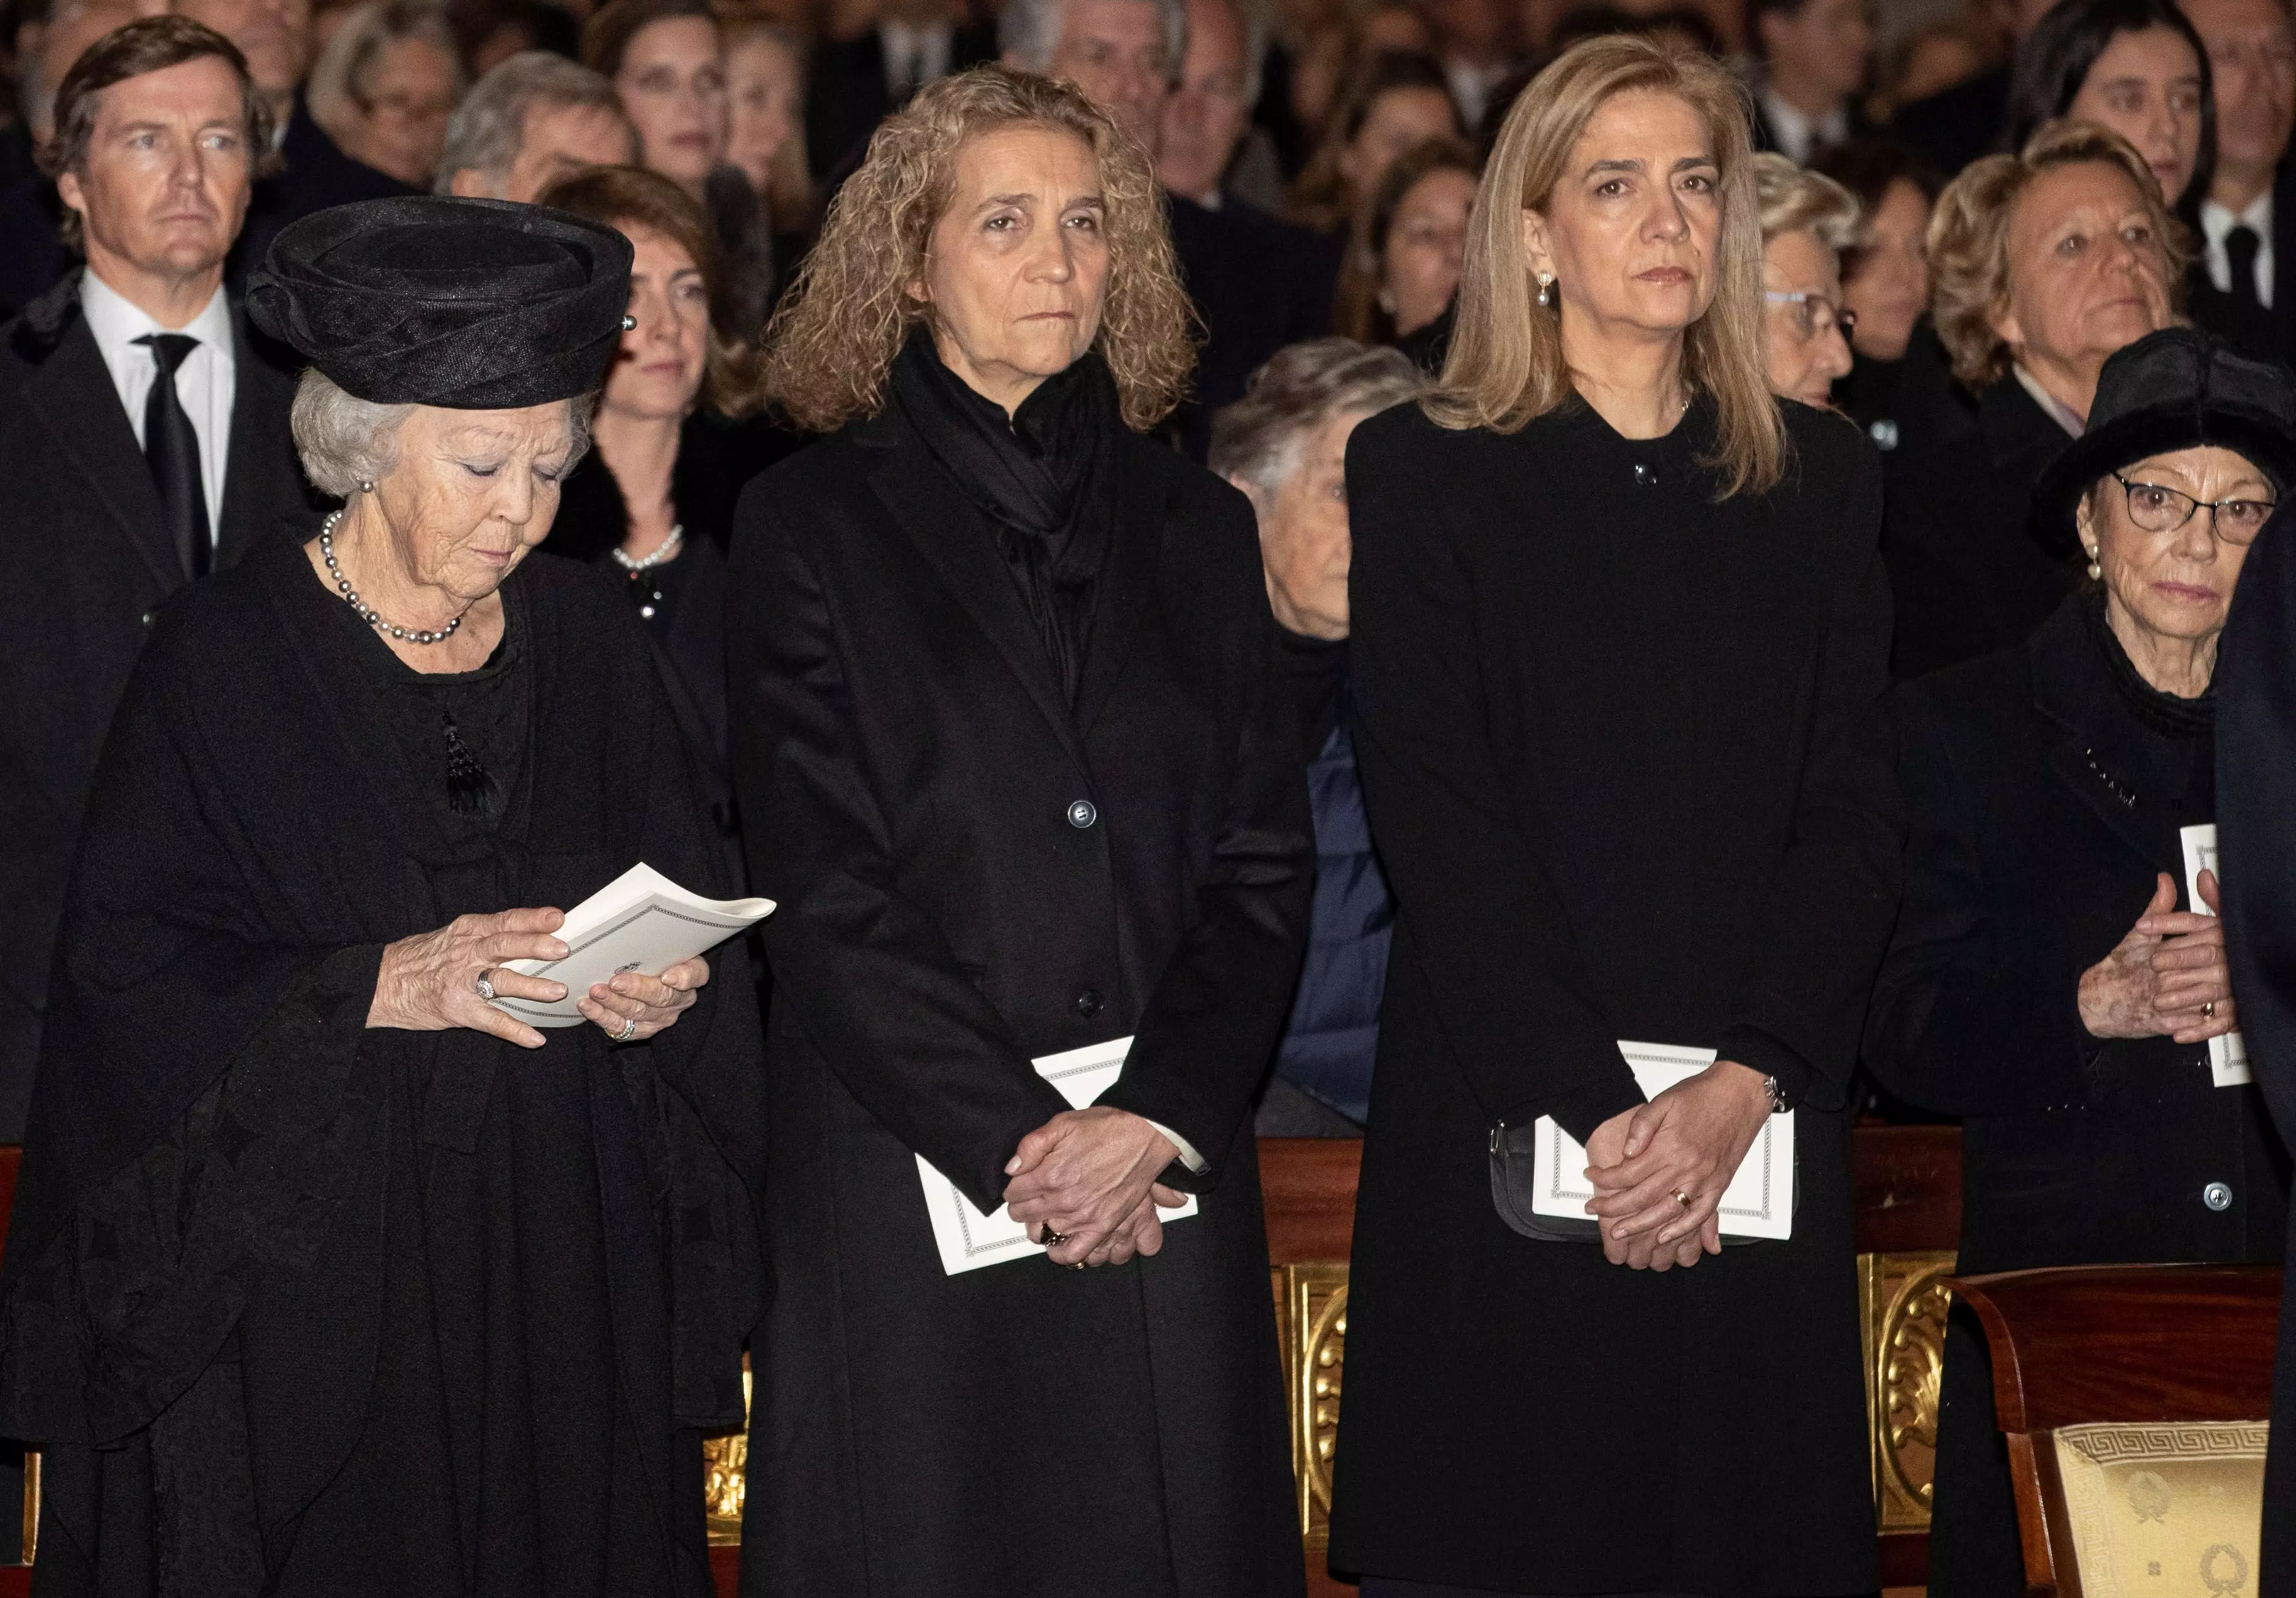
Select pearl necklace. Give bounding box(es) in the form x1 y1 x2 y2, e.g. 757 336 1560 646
610 523 684 571
320 508 464 645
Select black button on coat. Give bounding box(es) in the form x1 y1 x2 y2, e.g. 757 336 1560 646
1329 396 1902 1595
727 401 1314 1597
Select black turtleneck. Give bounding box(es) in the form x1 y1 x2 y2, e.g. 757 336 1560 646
1277 627 1347 760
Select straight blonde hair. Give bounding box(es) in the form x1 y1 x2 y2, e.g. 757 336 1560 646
1431 35 1785 498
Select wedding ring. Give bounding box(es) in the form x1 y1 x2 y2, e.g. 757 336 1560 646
2205 1001 2218 1019
475 970 497 1002
1672 1189 1692 1209
615 1016 639 1042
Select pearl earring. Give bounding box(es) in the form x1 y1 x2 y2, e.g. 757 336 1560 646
1536 272 1555 308
2085 545 2102 581
358 479 376 494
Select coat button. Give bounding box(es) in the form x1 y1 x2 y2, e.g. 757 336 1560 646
1632 463 1656 486
1075 987 1105 1019
1067 799 1098 829
139 611 155 628
2204 1181 2234 1211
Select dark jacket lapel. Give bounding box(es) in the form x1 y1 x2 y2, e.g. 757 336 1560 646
2032 601 2188 880
865 412 1089 772
23 284 179 592
1075 437 1161 735
219 304 302 567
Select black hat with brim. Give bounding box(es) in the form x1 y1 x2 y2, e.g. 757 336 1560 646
246 195 634 409
2033 325 2296 548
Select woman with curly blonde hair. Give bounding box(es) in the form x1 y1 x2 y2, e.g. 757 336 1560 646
1331 34 1902 1596
727 62 1314 1598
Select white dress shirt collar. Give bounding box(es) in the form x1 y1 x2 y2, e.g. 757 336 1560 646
2200 190 2275 308
880 18 952 96
1758 84 1848 166
81 270 237 536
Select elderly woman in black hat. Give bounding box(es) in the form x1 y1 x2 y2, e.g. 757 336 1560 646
1865 324 2296 1597
0 196 766 1596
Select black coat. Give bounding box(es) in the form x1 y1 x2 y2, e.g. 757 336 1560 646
1866 596 2290 1597
0 534 766 1594
0 173 66 318
1881 374 2082 680
725 402 1314 1597
1165 194 1340 458
2213 503 2296 1593
1328 397 1901 1595
0 272 314 1140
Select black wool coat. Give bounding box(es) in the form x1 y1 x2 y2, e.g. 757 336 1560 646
1881 374 2083 680
1865 596 2289 1597
0 535 766 1596
2212 504 2296 1592
0 272 314 1140
1327 396 1902 1596
727 402 1314 1598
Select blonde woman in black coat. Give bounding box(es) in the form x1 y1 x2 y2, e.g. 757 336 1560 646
727 66 1313 1598
1329 35 1902 1598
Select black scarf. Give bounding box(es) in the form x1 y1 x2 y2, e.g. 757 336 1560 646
2082 584 2217 739
891 327 1117 704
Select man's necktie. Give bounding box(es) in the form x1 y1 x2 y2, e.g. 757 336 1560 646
2229 224 2264 310
136 332 211 579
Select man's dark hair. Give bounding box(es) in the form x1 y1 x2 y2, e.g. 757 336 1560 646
39 15 276 254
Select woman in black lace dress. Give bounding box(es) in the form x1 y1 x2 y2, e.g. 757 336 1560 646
0 195 767 1598
1866 327 2296 1596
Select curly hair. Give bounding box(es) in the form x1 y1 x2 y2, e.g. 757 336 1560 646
1928 119 2187 392
759 65 1198 434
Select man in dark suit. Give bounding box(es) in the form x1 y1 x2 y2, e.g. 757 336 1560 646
1746 0 1875 163
2185 0 2296 362
804 0 995 182
1154 0 1336 455
0 15 313 1139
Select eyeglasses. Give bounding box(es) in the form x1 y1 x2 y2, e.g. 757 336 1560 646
2112 472 2278 542
1764 290 1856 342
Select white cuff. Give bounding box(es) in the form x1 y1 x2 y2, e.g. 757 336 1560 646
1143 1118 1208 1173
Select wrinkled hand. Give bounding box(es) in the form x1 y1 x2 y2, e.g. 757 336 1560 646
369 907 569 1050
2079 871 2237 1044
1585 1061 1771 1268
1002 1106 1183 1268
579 956 709 1043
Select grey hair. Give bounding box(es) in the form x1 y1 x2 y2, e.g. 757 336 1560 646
289 369 594 496
1210 337 1426 494
308 0 465 149
435 50 629 195
999 0 1187 78
1750 151 1861 251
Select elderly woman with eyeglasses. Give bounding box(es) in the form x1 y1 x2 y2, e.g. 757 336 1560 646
1752 152 1861 409
1865 326 2295 1598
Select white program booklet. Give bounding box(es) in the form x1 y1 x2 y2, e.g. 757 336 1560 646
489 862 775 1028
1528 1041 1796 1241
2180 824 2252 1087
916 1035 1200 1276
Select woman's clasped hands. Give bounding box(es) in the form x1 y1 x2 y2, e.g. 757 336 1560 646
368 905 709 1049
2078 870 2237 1044
1002 1106 1188 1269
1582 1061 1775 1272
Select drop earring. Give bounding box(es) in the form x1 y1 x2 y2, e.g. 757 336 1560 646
2084 544 2102 581
1536 271 1555 308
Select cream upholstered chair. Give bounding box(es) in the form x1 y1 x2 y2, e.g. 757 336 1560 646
1952 1264 2281 1598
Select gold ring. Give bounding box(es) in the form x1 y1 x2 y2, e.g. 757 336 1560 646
2205 1001 2218 1019
1672 1189 1692 1209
